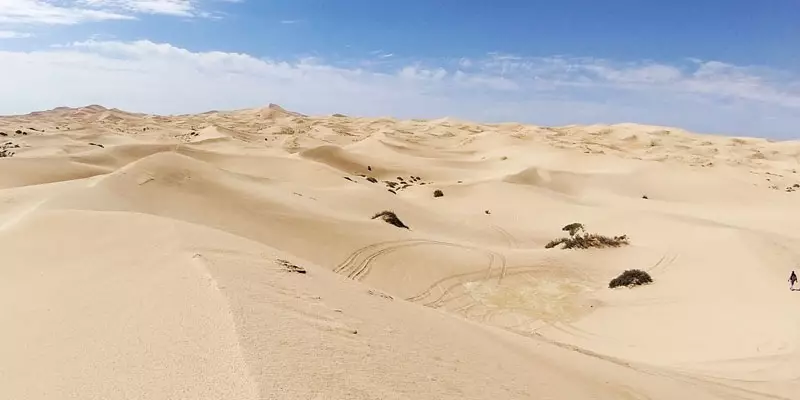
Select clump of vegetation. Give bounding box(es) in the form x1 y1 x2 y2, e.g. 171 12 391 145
276 259 306 274
366 177 378 183
371 210 410 229
0 141 20 158
609 269 652 288
433 189 444 197
562 222 585 236
545 223 629 249
278 126 296 135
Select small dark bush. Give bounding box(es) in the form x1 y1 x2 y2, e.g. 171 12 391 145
276 259 306 274
366 177 378 183
562 222 585 236
433 189 444 198
371 210 410 229
609 269 652 288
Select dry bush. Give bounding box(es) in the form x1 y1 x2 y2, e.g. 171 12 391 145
545 223 629 249
276 259 306 274
609 269 652 288
371 210 410 229
562 222 585 236
433 189 444 198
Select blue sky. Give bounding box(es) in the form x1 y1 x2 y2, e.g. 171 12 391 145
0 0 798 138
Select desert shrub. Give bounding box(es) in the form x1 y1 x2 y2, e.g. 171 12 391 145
562 222 585 236
609 269 652 288
366 177 378 183
371 210 410 229
433 189 444 198
545 223 629 249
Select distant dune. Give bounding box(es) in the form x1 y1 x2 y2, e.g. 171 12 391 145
1 104 799 399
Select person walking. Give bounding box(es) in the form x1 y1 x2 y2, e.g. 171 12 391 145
790 270 798 291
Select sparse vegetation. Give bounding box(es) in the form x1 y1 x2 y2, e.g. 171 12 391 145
276 259 306 274
371 210 410 229
366 177 378 183
562 222 585 236
609 269 652 288
545 223 629 249
0 141 20 158
433 189 444 197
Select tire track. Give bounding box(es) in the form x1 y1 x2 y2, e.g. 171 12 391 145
413 266 541 308
334 239 506 283
646 251 678 274
490 225 517 249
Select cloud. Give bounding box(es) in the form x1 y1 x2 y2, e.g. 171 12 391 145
0 30 33 38
0 0 236 25
0 39 798 138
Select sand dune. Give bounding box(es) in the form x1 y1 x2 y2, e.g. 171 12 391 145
1 104 799 399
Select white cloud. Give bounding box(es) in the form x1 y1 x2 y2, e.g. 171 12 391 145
0 0 132 24
0 39 799 138
78 1 197 17
0 0 234 25
0 29 33 38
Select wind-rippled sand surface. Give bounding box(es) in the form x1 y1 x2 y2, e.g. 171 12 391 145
1 104 799 399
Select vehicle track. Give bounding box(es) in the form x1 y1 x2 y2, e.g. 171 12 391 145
646 251 678 274
334 239 507 283
490 224 517 249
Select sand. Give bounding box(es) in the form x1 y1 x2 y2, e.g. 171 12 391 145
1 104 799 399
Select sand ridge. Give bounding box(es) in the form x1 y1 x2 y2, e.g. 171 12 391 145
1 104 799 399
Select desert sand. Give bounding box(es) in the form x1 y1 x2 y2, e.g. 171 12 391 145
1 104 799 399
